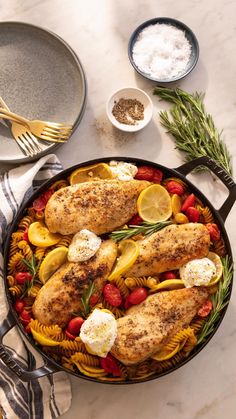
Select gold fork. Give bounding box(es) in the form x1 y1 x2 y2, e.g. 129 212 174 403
0 98 43 157
0 107 72 143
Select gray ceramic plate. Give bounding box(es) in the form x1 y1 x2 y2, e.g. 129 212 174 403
0 21 86 163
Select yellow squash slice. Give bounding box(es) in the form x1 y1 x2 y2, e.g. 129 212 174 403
109 240 139 280
28 221 61 247
39 246 68 283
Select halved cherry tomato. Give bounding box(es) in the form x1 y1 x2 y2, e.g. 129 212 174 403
15 272 32 285
65 330 76 340
152 169 163 184
198 300 213 317
103 283 122 307
100 354 121 377
14 299 26 313
23 228 29 242
206 223 220 241
185 207 200 222
181 194 196 212
32 190 54 211
129 214 143 225
166 181 185 196
135 166 155 181
129 287 148 305
124 295 132 310
67 317 84 335
90 294 99 306
20 310 31 326
161 271 176 280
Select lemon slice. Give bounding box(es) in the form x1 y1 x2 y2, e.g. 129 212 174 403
31 329 60 346
137 184 172 223
69 163 113 185
151 343 180 361
109 240 139 280
39 246 68 283
73 361 106 377
150 279 185 293
206 252 223 286
28 221 61 247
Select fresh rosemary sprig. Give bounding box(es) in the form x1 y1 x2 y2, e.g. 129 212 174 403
197 256 233 345
21 255 40 297
81 281 95 317
153 87 233 176
110 220 172 242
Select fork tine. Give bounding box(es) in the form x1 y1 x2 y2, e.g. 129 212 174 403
39 134 66 143
24 131 43 153
14 136 32 156
23 132 41 154
43 126 72 135
18 135 34 156
45 122 72 129
41 130 71 140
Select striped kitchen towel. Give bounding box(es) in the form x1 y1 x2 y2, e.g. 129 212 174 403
0 154 71 419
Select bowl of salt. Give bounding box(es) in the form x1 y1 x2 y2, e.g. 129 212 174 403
128 17 199 84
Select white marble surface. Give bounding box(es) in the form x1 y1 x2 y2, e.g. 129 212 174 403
1 0 236 418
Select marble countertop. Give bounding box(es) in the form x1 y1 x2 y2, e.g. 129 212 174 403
1 0 236 418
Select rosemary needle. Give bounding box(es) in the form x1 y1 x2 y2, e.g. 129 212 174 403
153 87 233 176
110 220 172 242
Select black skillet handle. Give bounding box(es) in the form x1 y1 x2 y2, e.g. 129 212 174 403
0 311 58 381
175 156 236 222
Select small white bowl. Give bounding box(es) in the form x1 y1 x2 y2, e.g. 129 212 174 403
106 87 153 132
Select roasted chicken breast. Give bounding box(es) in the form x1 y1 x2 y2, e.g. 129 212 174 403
32 240 117 327
45 179 149 235
111 287 208 365
124 223 210 277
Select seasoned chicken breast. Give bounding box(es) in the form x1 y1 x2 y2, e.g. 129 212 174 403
45 179 149 235
124 223 210 277
32 240 117 327
111 287 208 365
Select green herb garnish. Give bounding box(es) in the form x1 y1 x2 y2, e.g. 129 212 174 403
153 87 233 176
110 220 172 242
21 255 40 298
81 281 95 317
197 256 233 345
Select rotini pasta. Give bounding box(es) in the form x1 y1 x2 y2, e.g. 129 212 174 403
7 275 15 287
124 276 158 289
59 339 87 353
55 236 73 248
18 241 33 261
112 277 129 298
27 284 42 298
8 252 24 274
164 327 195 352
18 216 33 230
190 318 205 334
213 238 226 257
102 299 124 319
71 352 100 367
29 319 62 338
35 211 45 220
201 206 214 224
35 247 47 260
9 284 23 297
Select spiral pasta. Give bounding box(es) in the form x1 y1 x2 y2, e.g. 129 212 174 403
102 299 124 319
71 352 100 367
201 206 214 224
35 247 47 261
125 276 158 289
164 327 195 352
112 277 129 298
7 275 15 287
61 356 75 371
27 284 42 298
59 339 87 353
9 284 23 297
29 319 62 338
9 241 19 258
18 216 33 230
18 241 33 261
8 252 24 274
35 211 45 220
190 318 205 334
213 238 226 257
11 231 24 242
55 236 73 248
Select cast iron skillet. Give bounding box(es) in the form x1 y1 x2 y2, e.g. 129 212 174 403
1 156 236 383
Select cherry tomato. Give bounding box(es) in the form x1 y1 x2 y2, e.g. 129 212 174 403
100 354 121 377
15 272 32 285
206 223 220 241
90 294 99 306
67 317 84 335
181 193 196 212
23 228 29 242
135 166 155 181
166 181 185 196
198 300 213 317
161 271 176 280
65 330 76 340
185 207 200 222
20 310 31 326
129 287 148 305
129 214 143 225
152 169 163 184
32 190 53 211
14 299 26 313
103 283 122 307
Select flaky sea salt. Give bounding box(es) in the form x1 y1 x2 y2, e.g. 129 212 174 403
132 23 192 80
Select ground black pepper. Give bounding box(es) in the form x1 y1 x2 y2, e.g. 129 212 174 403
112 98 144 125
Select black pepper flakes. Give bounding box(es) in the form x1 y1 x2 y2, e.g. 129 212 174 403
112 98 144 125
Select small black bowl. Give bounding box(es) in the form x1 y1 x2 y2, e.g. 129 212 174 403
128 17 199 84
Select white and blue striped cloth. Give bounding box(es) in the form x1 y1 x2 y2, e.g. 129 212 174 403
0 155 71 419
